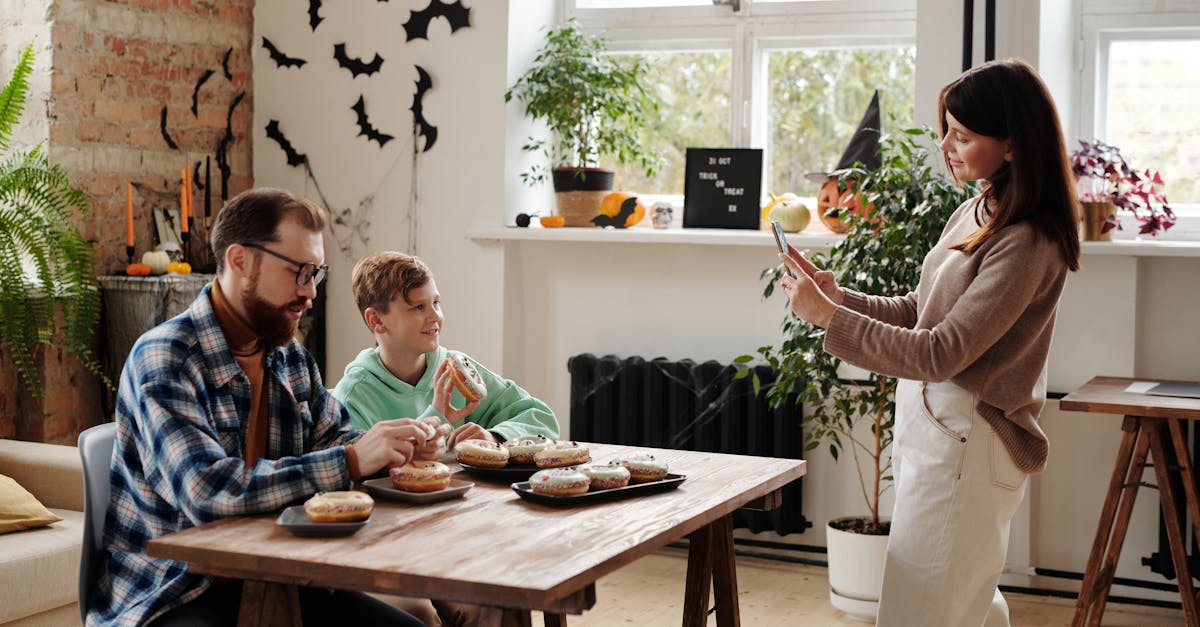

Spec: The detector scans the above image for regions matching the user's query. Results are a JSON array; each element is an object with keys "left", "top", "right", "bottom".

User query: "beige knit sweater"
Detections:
[{"left": 823, "top": 197, "right": 1068, "bottom": 473}]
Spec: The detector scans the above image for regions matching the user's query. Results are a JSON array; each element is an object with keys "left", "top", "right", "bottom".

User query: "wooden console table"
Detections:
[{"left": 1060, "top": 376, "right": 1200, "bottom": 626}]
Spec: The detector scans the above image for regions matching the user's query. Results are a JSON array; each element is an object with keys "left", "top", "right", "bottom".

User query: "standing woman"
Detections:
[{"left": 778, "top": 58, "right": 1080, "bottom": 626}]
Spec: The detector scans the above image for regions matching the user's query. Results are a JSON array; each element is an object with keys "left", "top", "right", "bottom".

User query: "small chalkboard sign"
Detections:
[{"left": 683, "top": 148, "right": 763, "bottom": 229}]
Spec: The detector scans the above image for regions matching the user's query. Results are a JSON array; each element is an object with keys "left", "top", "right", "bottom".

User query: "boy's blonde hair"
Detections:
[{"left": 351, "top": 252, "right": 433, "bottom": 323}]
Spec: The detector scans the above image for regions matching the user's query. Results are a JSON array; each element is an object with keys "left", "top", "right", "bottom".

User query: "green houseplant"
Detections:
[
  {"left": 1, "top": 43, "right": 106, "bottom": 396},
  {"left": 738, "top": 126, "right": 974, "bottom": 619},
  {"left": 504, "top": 20, "right": 660, "bottom": 225}
]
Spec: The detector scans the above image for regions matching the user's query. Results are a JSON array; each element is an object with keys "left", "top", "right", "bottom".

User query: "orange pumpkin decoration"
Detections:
[
  {"left": 539, "top": 215, "right": 566, "bottom": 228},
  {"left": 816, "top": 176, "right": 873, "bottom": 233},
  {"left": 598, "top": 192, "right": 646, "bottom": 228},
  {"left": 126, "top": 263, "right": 152, "bottom": 276}
]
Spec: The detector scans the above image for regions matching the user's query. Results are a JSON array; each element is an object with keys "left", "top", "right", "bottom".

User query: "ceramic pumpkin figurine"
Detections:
[
  {"left": 597, "top": 191, "right": 646, "bottom": 228},
  {"left": 816, "top": 176, "right": 873, "bottom": 233}
]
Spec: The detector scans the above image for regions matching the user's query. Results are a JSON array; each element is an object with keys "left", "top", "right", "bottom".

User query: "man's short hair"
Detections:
[
  {"left": 210, "top": 187, "right": 327, "bottom": 273},
  {"left": 352, "top": 252, "right": 433, "bottom": 321}
]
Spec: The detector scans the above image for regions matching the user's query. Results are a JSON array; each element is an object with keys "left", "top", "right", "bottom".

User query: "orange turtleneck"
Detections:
[{"left": 210, "top": 278, "right": 269, "bottom": 468}]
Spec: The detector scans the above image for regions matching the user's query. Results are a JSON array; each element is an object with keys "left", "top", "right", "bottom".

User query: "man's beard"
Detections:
[{"left": 242, "top": 269, "right": 310, "bottom": 347}]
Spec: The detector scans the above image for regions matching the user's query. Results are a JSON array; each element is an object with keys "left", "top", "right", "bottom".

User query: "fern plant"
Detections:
[
  {"left": 1, "top": 42, "right": 107, "bottom": 396},
  {"left": 738, "top": 126, "right": 975, "bottom": 534}
]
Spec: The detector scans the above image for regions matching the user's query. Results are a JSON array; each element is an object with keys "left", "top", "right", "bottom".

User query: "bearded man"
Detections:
[{"left": 90, "top": 188, "right": 434, "bottom": 627}]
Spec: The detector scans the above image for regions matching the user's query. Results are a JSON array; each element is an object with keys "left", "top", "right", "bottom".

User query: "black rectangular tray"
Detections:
[{"left": 511, "top": 474, "right": 686, "bottom": 506}]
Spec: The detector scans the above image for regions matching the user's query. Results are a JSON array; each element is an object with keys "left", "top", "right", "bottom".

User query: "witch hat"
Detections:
[{"left": 805, "top": 90, "right": 881, "bottom": 183}]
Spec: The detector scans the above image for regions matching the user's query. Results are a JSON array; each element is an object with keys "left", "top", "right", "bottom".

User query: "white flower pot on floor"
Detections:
[{"left": 827, "top": 516, "right": 890, "bottom": 623}]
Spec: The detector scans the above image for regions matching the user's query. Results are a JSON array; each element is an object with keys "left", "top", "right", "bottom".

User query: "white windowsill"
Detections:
[{"left": 467, "top": 225, "right": 1200, "bottom": 257}]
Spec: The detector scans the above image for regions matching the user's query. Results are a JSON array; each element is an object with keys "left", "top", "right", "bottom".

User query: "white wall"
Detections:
[
  {"left": 0, "top": 0, "right": 52, "bottom": 150},
  {"left": 253, "top": 0, "right": 1200, "bottom": 600}
]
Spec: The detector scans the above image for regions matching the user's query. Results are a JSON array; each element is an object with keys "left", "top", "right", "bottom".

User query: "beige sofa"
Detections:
[{"left": 0, "top": 438, "right": 84, "bottom": 626}]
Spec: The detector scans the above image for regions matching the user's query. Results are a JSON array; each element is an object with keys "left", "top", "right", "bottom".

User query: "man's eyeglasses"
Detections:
[{"left": 241, "top": 242, "right": 328, "bottom": 287}]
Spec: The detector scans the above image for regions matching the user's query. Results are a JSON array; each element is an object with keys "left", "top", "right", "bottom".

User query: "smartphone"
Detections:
[{"left": 770, "top": 221, "right": 797, "bottom": 278}]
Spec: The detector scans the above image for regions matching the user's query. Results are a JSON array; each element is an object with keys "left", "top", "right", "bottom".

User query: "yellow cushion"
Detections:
[{"left": 0, "top": 474, "right": 62, "bottom": 533}]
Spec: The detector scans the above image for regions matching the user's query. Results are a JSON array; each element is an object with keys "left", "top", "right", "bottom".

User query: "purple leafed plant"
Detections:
[{"left": 1071, "top": 140, "right": 1175, "bottom": 236}]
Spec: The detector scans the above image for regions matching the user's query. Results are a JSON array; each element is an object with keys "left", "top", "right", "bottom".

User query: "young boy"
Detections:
[{"left": 333, "top": 252, "right": 559, "bottom": 453}]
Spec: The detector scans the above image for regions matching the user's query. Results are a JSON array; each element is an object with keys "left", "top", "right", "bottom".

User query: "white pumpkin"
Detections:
[{"left": 141, "top": 250, "right": 170, "bottom": 275}]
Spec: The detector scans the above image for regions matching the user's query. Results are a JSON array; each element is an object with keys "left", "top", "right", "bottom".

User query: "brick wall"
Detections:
[{"left": 0, "top": 0, "right": 254, "bottom": 443}]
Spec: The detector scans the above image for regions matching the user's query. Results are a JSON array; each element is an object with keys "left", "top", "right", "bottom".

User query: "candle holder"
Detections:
[
  {"left": 126, "top": 244, "right": 135, "bottom": 266},
  {"left": 181, "top": 230, "right": 191, "bottom": 265}
]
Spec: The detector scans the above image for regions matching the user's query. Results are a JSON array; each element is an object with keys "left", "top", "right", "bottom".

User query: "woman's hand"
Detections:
[
  {"left": 352, "top": 418, "right": 434, "bottom": 476},
  {"left": 446, "top": 423, "right": 496, "bottom": 451},
  {"left": 779, "top": 249, "right": 839, "bottom": 328},
  {"left": 432, "top": 360, "right": 481, "bottom": 424},
  {"left": 784, "top": 244, "right": 844, "bottom": 304}
]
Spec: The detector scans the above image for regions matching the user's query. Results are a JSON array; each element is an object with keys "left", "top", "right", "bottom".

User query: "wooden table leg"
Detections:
[
  {"left": 238, "top": 581, "right": 301, "bottom": 627},
  {"left": 710, "top": 514, "right": 741, "bottom": 627},
  {"left": 1073, "top": 415, "right": 1143, "bottom": 627},
  {"left": 1146, "top": 420, "right": 1200, "bottom": 625},
  {"left": 683, "top": 523, "right": 714, "bottom": 627},
  {"left": 542, "top": 612, "right": 567, "bottom": 627},
  {"left": 1167, "top": 419, "right": 1200, "bottom": 555}
]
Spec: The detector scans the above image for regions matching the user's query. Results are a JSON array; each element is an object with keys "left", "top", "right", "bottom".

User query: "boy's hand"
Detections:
[
  {"left": 446, "top": 423, "right": 496, "bottom": 450},
  {"left": 432, "top": 360, "right": 481, "bottom": 424},
  {"left": 352, "top": 418, "right": 433, "bottom": 476},
  {"left": 412, "top": 417, "right": 452, "bottom": 461}
]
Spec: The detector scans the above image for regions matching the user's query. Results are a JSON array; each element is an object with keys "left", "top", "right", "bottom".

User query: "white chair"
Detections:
[{"left": 78, "top": 422, "right": 116, "bottom": 623}]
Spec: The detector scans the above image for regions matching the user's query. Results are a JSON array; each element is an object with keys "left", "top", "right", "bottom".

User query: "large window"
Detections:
[
  {"left": 569, "top": 1, "right": 916, "bottom": 201},
  {"left": 1080, "top": 2, "right": 1200, "bottom": 237}
]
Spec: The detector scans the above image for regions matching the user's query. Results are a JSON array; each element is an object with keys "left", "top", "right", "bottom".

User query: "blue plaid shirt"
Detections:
[{"left": 87, "top": 284, "right": 360, "bottom": 626}]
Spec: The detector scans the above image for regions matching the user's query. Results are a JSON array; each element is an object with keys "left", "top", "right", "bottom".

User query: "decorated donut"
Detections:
[
  {"left": 579, "top": 460, "right": 631, "bottom": 491},
  {"left": 533, "top": 440, "right": 591, "bottom": 469},
  {"left": 455, "top": 439, "right": 510, "bottom": 468},
  {"left": 304, "top": 491, "right": 374, "bottom": 523},
  {"left": 447, "top": 351, "right": 488, "bottom": 403},
  {"left": 503, "top": 435, "right": 551, "bottom": 465},
  {"left": 529, "top": 467, "right": 591, "bottom": 496},
  {"left": 389, "top": 460, "right": 452, "bottom": 493},
  {"left": 620, "top": 453, "right": 669, "bottom": 483}
]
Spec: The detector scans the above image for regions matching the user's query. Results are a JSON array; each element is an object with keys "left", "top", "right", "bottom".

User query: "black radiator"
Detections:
[{"left": 567, "top": 353, "right": 811, "bottom": 535}]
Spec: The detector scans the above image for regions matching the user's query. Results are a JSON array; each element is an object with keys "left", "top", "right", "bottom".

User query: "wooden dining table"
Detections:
[{"left": 147, "top": 442, "right": 806, "bottom": 626}]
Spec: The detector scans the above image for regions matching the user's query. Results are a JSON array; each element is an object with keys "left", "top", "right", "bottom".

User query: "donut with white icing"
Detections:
[
  {"left": 390, "top": 460, "right": 452, "bottom": 492},
  {"left": 579, "top": 461, "right": 631, "bottom": 490},
  {"left": 620, "top": 453, "right": 669, "bottom": 483},
  {"left": 503, "top": 435, "right": 551, "bottom": 465},
  {"left": 455, "top": 439, "right": 510, "bottom": 468},
  {"left": 533, "top": 440, "right": 590, "bottom": 469},
  {"left": 447, "top": 351, "right": 487, "bottom": 403},
  {"left": 529, "top": 467, "right": 590, "bottom": 496},
  {"left": 304, "top": 491, "right": 374, "bottom": 523}
]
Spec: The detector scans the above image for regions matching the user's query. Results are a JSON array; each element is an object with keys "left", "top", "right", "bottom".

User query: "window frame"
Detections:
[
  {"left": 563, "top": 0, "right": 915, "bottom": 201},
  {"left": 1077, "top": 2, "right": 1200, "bottom": 238}
]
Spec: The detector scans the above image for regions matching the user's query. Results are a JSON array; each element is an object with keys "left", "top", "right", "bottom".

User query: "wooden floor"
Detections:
[{"left": 534, "top": 547, "right": 1185, "bottom": 626}]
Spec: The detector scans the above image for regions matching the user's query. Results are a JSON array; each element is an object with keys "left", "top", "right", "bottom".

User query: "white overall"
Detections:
[{"left": 876, "top": 379, "right": 1028, "bottom": 627}]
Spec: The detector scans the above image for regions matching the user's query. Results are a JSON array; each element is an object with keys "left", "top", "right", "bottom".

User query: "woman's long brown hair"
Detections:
[{"left": 938, "top": 59, "right": 1081, "bottom": 271}]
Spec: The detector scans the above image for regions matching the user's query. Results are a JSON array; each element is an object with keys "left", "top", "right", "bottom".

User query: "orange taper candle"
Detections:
[
  {"left": 125, "top": 183, "right": 134, "bottom": 246},
  {"left": 180, "top": 167, "right": 189, "bottom": 233}
]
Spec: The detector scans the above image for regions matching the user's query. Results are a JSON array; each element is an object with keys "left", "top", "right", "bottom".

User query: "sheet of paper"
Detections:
[{"left": 1124, "top": 381, "right": 1158, "bottom": 394}]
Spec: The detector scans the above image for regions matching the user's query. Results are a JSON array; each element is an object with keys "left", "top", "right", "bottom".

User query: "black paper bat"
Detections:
[
  {"left": 191, "top": 69, "right": 213, "bottom": 117},
  {"left": 221, "top": 47, "right": 233, "bottom": 80},
  {"left": 333, "top": 44, "right": 384, "bottom": 78},
  {"left": 216, "top": 91, "right": 245, "bottom": 202},
  {"left": 403, "top": 0, "right": 471, "bottom": 42},
  {"left": 160, "top": 106, "right": 178, "bottom": 149},
  {"left": 262, "top": 37, "right": 306, "bottom": 69},
  {"left": 308, "top": 0, "right": 324, "bottom": 31},
  {"left": 192, "top": 160, "right": 205, "bottom": 191},
  {"left": 351, "top": 96, "right": 394, "bottom": 147},
  {"left": 265, "top": 120, "right": 308, "bottom": 167},
  {"left": 592, "top": 197, "right": 639, "bottom": 228},
  {"left": 411, "top": 65, "right": 437, "bottom": 153}
]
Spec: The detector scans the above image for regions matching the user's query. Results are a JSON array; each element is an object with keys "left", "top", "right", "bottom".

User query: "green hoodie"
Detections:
[{"left": 331, "top": 345, "right": 559, "bottom": 441}]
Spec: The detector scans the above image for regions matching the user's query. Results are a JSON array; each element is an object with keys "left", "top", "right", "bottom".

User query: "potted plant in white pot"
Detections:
[
  {"left": 738, "top": 127, "right": 974, "bottom": 621},
  {"left": 504, "top": 19, "right": 660, "bottom": 226},
  {"left": 1070, "top": 139, "right": 1174, "bottom": 240},
  {"left": 1, "top": 42, "right": 107, "bottom": 396}
]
